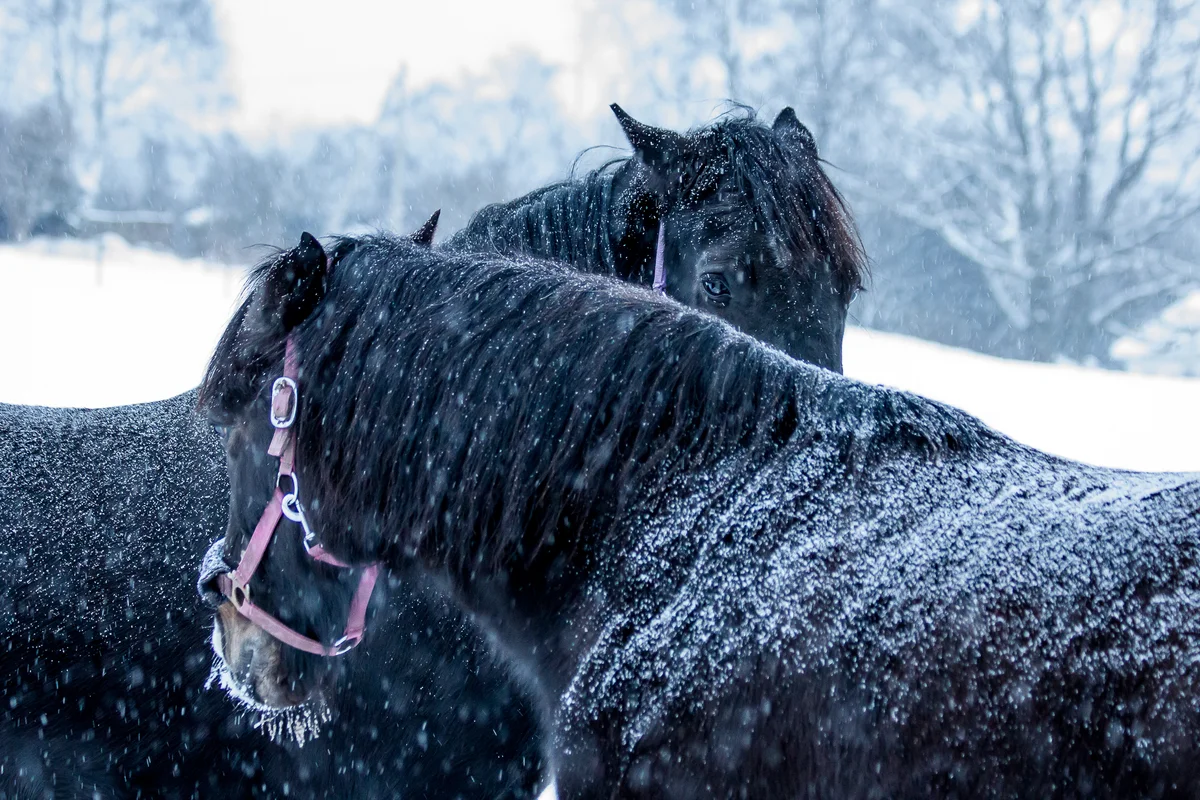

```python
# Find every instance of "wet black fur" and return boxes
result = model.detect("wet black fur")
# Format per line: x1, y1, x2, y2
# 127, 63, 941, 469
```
0, 395, 540, 799
204, 233, 1200, 799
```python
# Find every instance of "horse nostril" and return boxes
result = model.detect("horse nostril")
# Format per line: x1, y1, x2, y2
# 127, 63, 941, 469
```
233, 587, 246, 606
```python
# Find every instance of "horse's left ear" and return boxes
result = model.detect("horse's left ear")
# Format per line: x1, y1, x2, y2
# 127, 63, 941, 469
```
260, 231, 329, 334
773, 107, 819, 158
408, 209, 440, 247
612, 103, 685, 173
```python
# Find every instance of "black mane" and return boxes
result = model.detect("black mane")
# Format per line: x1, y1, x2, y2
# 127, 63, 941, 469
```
202, 234, 966, 574
447, 110, 867, 297
447, 159, 642, 280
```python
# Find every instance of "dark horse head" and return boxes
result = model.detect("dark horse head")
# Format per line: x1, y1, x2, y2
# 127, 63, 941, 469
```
197, 219, 441, 711
449, 104, 866, 372
197, 219, 865, 714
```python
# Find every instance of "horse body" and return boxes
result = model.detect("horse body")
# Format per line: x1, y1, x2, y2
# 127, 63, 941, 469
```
552, 440, 1200, 798
0, 394, 540, 799
203, 233, 1200, 799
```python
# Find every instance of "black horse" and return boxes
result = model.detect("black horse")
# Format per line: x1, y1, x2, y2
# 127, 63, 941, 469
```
0, 220, 540, 800
202, 232, 1200, 799
0, 394, 539, 800
450, 104, 863, 372
1, 104, 862, 796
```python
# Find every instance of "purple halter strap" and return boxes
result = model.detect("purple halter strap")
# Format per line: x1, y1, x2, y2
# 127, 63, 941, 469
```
652, 220, 666, 295
217, 337, 380, 657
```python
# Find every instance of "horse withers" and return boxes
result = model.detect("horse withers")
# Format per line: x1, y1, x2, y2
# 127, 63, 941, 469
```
201, 231, 1200, 799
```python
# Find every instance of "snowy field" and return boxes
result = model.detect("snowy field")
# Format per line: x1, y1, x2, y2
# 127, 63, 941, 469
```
1, 236, 1197, 474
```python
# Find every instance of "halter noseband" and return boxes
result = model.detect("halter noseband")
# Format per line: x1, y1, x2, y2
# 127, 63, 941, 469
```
216, 338, 380, 657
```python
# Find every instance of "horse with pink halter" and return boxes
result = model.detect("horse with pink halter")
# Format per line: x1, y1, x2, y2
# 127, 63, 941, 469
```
207, 219, 667, 659
208, 337, 380, 657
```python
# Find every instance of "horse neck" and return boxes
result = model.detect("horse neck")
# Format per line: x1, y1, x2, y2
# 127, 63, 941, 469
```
435, 440, 848, 702
445, 160, 657, 281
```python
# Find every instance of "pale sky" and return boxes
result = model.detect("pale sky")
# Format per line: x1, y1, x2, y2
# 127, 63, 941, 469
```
213, 0, 584, 133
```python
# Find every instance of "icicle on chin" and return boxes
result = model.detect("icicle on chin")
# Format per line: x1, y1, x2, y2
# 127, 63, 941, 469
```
257, 702, 334, 748
205, 621, 331, 747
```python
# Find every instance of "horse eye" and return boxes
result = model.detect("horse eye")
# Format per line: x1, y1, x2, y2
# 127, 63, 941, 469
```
211, 423, 230, 439
701, 272, 731, 306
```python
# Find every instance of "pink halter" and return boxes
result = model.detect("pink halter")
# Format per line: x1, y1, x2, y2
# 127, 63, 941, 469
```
217, 338, 380, 656
652, 220, 667, 295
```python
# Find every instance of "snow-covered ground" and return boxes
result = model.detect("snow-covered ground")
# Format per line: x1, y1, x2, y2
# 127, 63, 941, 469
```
1, 236, 1197, 473
0, 236, 243, 408
843, 327, 1199, 473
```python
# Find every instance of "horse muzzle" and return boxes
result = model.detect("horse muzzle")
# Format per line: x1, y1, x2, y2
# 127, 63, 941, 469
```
197, 536, 231, 609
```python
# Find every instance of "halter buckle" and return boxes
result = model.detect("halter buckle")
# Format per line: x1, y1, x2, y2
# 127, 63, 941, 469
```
279, 474, 317, 547
270, 376, 298, 428
228, 575, 251, 609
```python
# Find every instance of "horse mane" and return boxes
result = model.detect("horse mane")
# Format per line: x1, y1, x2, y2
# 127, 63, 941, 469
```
448, 109, 867, 296
201, 235, 970, 575
445, 159, 641, 280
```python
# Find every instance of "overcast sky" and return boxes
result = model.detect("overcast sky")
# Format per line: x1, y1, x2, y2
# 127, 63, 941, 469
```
213, 0, 584, 133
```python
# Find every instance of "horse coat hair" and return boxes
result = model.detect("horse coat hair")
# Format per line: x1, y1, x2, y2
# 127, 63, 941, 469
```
202, 233, 1200, 799
0, 393, 540, 799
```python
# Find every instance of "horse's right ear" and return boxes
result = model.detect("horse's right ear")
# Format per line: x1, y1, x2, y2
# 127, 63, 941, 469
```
408, 209, 440, 247
258, 231, 329, 335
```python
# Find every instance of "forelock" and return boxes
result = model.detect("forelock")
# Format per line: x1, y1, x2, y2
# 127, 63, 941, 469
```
698, 114, 866, 294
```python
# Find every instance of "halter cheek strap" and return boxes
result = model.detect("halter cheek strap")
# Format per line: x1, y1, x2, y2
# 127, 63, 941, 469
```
653, 220, 667, 295
218, 337, 381, 657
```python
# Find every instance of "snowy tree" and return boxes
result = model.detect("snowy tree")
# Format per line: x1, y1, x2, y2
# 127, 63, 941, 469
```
0, 103, 79, 240
876, 0, 1200, 361
605, 0, 890, 162
374, 51, 587, 233
193, 134, 288, 260
4, 0, 228, 206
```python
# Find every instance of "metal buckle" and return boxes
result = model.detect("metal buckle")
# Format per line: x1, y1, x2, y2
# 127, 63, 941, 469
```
270, 376, 298, 428
279, 473, 318, 548
228, 575, 251, 609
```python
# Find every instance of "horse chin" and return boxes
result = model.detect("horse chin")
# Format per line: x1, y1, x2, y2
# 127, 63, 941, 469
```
212, 602, 317, 711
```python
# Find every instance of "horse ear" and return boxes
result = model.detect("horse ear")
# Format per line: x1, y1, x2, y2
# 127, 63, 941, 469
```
773, 107, 819, 158
408, 209, 440, 247
259, 231, 328, 334
611, 103, 684, 173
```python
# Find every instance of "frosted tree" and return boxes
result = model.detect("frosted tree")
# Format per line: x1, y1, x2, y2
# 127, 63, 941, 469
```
606, 0, 889, 163
5, 0, 227, 206
878, 0, 1200, 361
375, 52, 585, 233
0, 104, 79, 240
